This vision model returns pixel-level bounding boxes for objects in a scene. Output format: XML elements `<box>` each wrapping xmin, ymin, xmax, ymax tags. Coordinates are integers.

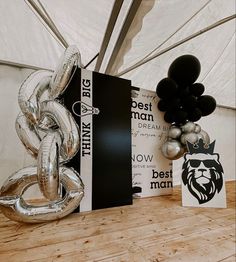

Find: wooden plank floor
<box><xmin>0</xmin><ymin>181</ymin><xmax>235</xmax><ymax>262</ymax></box>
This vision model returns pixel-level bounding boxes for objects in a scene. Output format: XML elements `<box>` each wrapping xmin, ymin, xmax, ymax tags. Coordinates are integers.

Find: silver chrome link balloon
<box><xmin>37</xmin><ymin>131</ymin><xmax>61</xmax><ymax>201</ymax></box>
<box><xmin>50</xmin><ymin>45</ymin><xmax>79</xmax><ymax>99</ymax></box>
<box><xmin>40</xmin><ymin>100</ymin><xmax>80</xmax><ymax>162</ymax></box>
<box><xmin>0</xmin><ymin>166</ymin><xmax>84</xmax><ymax>223</ymax></box>
<box><xmin>15</xmin><ymin>113</ymin><xmax>41</xmax><ymax>158</ymax></box>
<box><xmin>0</xmin><ymin>46</ymin><xmax>84</xmax><ymax>223</ymax></box>
<box><xmin>18</xmin><ymin>70</ymin><xmax>53</xmax><ymax>124</ymax></box>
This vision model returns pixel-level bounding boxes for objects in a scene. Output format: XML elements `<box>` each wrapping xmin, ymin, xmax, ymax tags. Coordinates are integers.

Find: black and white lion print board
<box><xmin>181</xmin><ymin>139</ymin><xmax>226</xmax><ymax>208</ymax></box>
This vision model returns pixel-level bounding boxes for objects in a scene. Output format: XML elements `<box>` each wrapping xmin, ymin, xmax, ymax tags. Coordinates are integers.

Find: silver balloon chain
<box><xmin>0</xmin><ymin>46</ymin><xmax>84</xmax><ymax>223</ymax></box>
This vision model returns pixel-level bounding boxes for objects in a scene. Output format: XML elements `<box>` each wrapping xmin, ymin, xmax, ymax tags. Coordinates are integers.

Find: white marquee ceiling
<box><xmin>0</xmin><ymin>0</ymin><xmax>235</xmax><ymax>108</ymax></box>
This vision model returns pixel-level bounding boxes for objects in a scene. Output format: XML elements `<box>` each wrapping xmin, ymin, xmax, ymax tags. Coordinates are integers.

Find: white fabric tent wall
<box><xmin>0</xmin><ymin>66</ymin><xmax>35</xmax><ymax>175</ymax></box>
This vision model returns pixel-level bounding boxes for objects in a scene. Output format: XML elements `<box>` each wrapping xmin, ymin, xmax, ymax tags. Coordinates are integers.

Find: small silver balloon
<box><xmin>161</xmin><ymin>140</ymin><xmax>185</xmax><ymax>160</ymax></box>
<box><xmin>50</xmin><ymin>45</ymin><xmax>81</xmax><ymax>99</ymax></box>
<box><xmin>15</xmin><ymin>113</ymin><xmax>41</xmax><ymax>158</ymax></box>
<box><xmin>37</xmin><ymin>132</ymin><xmax>62</xmax><ymax>201</ymax></box>
<box><xmin>168</xmin><ymin>126</ymin><xmax>182</xmax><ymax>139</ymax></box>
<box><xmin>0</xmin><ymin>166</ymin><xmax>84</xmax><ymax>223</ymax></box>
<box><xmin>199</xmin><ymin>129</ymin><xmax>210</xmax><ymax>144</ymax></box>
<box><xmin>197</xmin><ymin>132</ymin><xmax>204</xmax><ymax>141</ymax></box>
<box><xmin>194</xmin><ymin>123</ymin><xmax>201</xmax><ymax>133</ymax></box>
<box><xmin>180</xmin><ymin>132</ymin><xmax>199</xmax><ymax>145</ymax></box>
<box><xmin>40</xmin><ymin>100</ymin><xmax>80</xmax><ymax>162</ymax></box>
<box><xmin>181</xmin><ymin>122</ymin><xmax>196</xmax><ymax>133</ymax></box>
<box><xmin>18</xmin><ymin>70</ymin><xmax>53</xmax><ymax>124</ymax></box>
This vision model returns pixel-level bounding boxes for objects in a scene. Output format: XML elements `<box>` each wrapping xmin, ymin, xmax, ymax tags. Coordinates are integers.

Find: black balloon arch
<box><xmin>156</xmin><ymin>55</ymin><xmax>216</xmax><ymax>160</ymax></box>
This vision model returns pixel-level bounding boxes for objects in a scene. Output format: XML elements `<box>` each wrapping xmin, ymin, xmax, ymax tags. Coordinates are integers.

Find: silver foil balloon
<box><xmin>197</xmin><ymin>132</ymin><xmax>204</xmax><ymax>141</ymax></box>
<box><xmin>40</xmin><ymin>100</ymin><xmax>80</xmax><ymax>161</ymax></box>
<box><xmin>18</xmin><ymin>70</ymin><xmax>53</xmax><ymax>124</ymax></box>
<box><xmin>50</xmin><ymin>45</ymin><xmax>81</xmax><ymax>98</ymax></box>
<box><xmin>0</xmin><ymin>166</ymin><xmax>84</xmax><ymax>223</ymax></box>
<box><xmin>161</xmin><ymin>139</ymin><xmax>185</xmax><ymax>160</ymax></box>
<box><xmin>181</xmin><ymin>121</ymin><xmax>196</xmax><ymax>133</ymax></box>
<box><xmin>199</xmin><ymin>129</ymin><xmax>210</xmax><ymax>144</ymax></box>
<box><xmin>180</xmin><ymin>132</ymin><xmax>199</xmax><ymax>145</ymax></box>
<box><xmin>15</xmin><ymin>113</ymin><xmax>41</xmax><ymax>158</ymax></box>
<box><xmin>37</xmin><ymin>132</ymin><xmax>62</xmax><ymax>201</ymax></box>
<box><xmin>194</xmin><ymin>123</ymin><xmax>201</xmax><ymax>133</ymax></box>
<box><xmin>1</xmin><ymin>46</ymin><xmax>84</xmax><ymax>224</ymax></box>
<box><xmin>168</xmin><ymin>126</ymin><xmax>182</xmax><ymax>139</ymax></box>
<box><xmin>38</xmin><ymin>114</ymin><xmax>58</xmax><ymax>131</ymax></box>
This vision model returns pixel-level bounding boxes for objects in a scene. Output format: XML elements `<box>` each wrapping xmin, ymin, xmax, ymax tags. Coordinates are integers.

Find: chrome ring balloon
<box><xmin>15</xmin><ymin>113</ymin><xmax>41</xmax><ymax>158</ymax></box>
<box><xmin>50</xmin><ymin>45</ymin><xmax>81</xmax><ymax>98</ymax></box>
<box><xmin>18</xmin><ymin>70</ymin><xmax>53</xmax><ymax>124</ymax></box>
<box><xmin>37</xmin><ymin>132</ymin><xmax>62</xmax><ymax>201</ymax></box>
<box><xmin>0</xmin><ymin>166</ymin><xmax>84</xmax><ymax>223</ymax></box>
<box><xmin>40</xmin><ymin>100</ymin><xmax>80</xmax><ymax>162</ymax></box>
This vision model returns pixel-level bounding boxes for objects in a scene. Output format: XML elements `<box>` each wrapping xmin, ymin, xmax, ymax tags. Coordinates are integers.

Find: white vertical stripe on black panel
<box><xmin>80</xmin><ymin>69</ymin><xmax>93</xmax><ymax>212</ymax></box>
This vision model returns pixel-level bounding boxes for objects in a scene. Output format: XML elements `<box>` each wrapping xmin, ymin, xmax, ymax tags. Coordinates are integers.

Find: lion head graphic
<box><xmin>182</xmin><ymin>139</ymin><xmax>224</xmax><ymax>204</ymax></box>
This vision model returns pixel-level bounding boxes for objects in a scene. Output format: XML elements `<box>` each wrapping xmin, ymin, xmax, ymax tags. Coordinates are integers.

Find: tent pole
<box><xmin>105</xmin><ymin>0</ymin><xmax>142</xmax><ymax>74</ymax></box>
<box><xmin>116</xmin><ymin>14</ymin><xmax>236</xmax><ymax>77</ymax></box>
<box><xmin>200</xmin><ymin>33</ymin><xmax>235</xmax><ymax>82</ymax></box>
<box><xmin>84</xmin><ymin>53</ymin><xmax>99</xmax><ymax>69</ymax></box>
<box><xmin>35</xmin><ymin>0</ymin><xmax>69</xmax><ymax>48</ymax></box>
<box><xmin>25</xmin><ymin>0</ymin><xmax>68</xmax><ymax>48</ymax></box>
<box><xmin>0</xmin><ymin>60</ymin><xmax>52</xmax><ymax>71</ymax></box>
<box><xmin>217</xmin><ymin>104</ymin><xmax>235</xmax><ymax>110</ymax></box>
<box><xmin>95</xmin><ymin>0</ymin><xmax>124</xmax><ymax>72</ymax></box>
<box><xmin>128</xmin><ymin>0</ymin><xmax>212</xmax><ymax>71</ymax></box>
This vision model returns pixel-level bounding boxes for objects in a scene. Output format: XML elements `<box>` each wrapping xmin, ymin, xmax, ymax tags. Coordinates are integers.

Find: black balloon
<box><xmin>173</xmin><ymin>110</ymin><xmax>188</xmax><ymax>124</ymax></box>
<box><xmin>159</xmin><ymin>97</ymin><xmax>182</xmax><ymax>112</ymax></box>
<box><xmin>177</xmin><ymin>86</ymin><xmax>190</xmax><ymax>98</ymax></box>
<box><xmin>164</xmin><ymin>111</ymin><xmax>174</xmax><ymax>123</ymax></box>
<box><xmin>158</xmin><ymin>99</ymin><xmax>168</xmax><ymax>112</ymax></box>
<box><xmin>182</xmin><ymin>95</ymin><xmax>197</xmax><ymax>109</ymax></box>
<box><xmin>188</xmin><ymin>107</ymin><xmax>202</xmax><ymax>122</ymax></box>
<box><xmin>190</xmin><ymin>83</ymin><xmax>205</xmax><ymax>97</ymax></box>
<box><xmin>198</xmin><ymin>95</ymin><xmax>216</xmax><ymax>116</ymax></box>
<box><xmin>168</xmin><ymin>55</ymin><xmax>201</xmax><ymax>85</ymax></box>
<box><xmin>168</xmin><ymin>97</ymin><xmax>181</xmax><ymax>110</ymax></box>
<box><xmin>156</xmin><ymin>78</ymin><xmax>178</xmax><ymax>99</ymax></box>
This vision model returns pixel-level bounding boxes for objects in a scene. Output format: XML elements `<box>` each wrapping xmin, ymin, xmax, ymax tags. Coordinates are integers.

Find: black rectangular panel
<box><xmin>63</xmin><ymin>67</ymin><xmax>132</xmax><ymax>211</ymax></box>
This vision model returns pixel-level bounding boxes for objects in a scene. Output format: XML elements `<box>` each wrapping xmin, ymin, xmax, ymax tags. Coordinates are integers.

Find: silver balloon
<box><xmin>194</xmin><ymin>123</ymin><xmax>201</xmax><ymax>133</ymax></box>
<box><xmin>37</xmin><ymin>132</ymin><xmax>62</xmax><ymax>201</ymax></box>
<box><xmin>40</xmin><ymin>100</ymin><xmax>80</xmax><ymax>162</ymax></box>
<box><xmin>50</xmin><ymin>45</ymin><xmax>80</xmax><ymax>98</ymax></box>
<box><xmin>18</xmin><ymin>70</ymin><xmax>53</xmax><ymax>124</ymax></box>
<box><xmin>199</xmin><ymin>129</ymin><xmax>210</xmax><ymax>144</ymax></box>
<box><xmin>180</xmin><ymin>132</ymin><xmax>199</xmax><ymax>145</ymax></box>
<box><xmin>161</xmin><ymin>140</ymin><xmax>185</xmax><ymax>160</ymax></box>
<box><xmin>15</xmin><ymin>113</ymin><xmax>41</xmax><ymax>158</ymax></box>
<box><xmin>181</xmin><ymin>122</ymin><xmax>196</xmax><ymax>133</ymax></box>
<box><xmin>0</xmin><ymin>166</ymin><xmax>84</xmax><ymax>223</ymax></box>
<box><xmin>197</xmin><ymin>132</ymin><xmax>204</xmax><ymax>141</ymax></box>
<box><xmin>168</xmin><ymin>126</ymin><xmax>182</xmax><ymax>139</ymax></box>
<box><xmin>38</xmin><ymin>114</ymin><xmax>58</xmax><ymax>131</ymax></box>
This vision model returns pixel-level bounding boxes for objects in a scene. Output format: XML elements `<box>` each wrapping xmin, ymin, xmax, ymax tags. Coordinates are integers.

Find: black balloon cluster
<box><xmin>156</xmin><ymin>55</ymin><xmax>217</xmax><ymax>160</ymax></box>
<box><xmin>156</xmin><ymin>55</ymin><xmax>216</xmax><ymax>125</ymax></box>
